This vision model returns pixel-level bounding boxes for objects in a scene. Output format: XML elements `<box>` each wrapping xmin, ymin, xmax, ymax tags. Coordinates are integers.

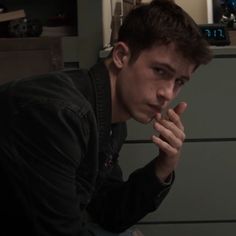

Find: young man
<box><xmin>0</xmin><ymin>0</ymin><xmax>212</xmax><ymax>235</ymax></box>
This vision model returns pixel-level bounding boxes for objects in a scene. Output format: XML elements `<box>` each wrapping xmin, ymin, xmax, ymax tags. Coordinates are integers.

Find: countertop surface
<box><xmin>211</xmin><ymin>45</ymin><xmax>236</xmax><ymax>56</ymax></box>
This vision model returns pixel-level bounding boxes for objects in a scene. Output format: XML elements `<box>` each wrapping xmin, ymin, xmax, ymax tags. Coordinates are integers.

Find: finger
<box><xmin>158</xmin><ymin>119</ymin><xmax>186</xmax><ymax>141</ymax></box>
<box><xmin>166</xmin><ymin>102</ymin><xmax>188</xmax><ymax>130</ymax></box>
<box><xmin>173</xmin><ymin>102</ymin><xmax>187</xmax><ymax>116</ymax></box>
<box><xmin>161</xmin><ymin>102</ymin><xmax>187</xmax><ymax>123</ymax></box>
<box><xmin>167</xmin><ymin>109</ymin><xmax>185</xmax><ymax>131</ymax></box>
<box><xmin>154</xmin><ymin>112</ymin><xmax>162</xmax><ymax>121</ymax></box>
<box><xmin>154</xmin><ymin>121</ymin><xmax>184</xmax><ymax>148</ymax></box>
<box><xmin>152</xmin><ymin>135</ymin><xmax>179</xmax><ymax>157</ymax></box>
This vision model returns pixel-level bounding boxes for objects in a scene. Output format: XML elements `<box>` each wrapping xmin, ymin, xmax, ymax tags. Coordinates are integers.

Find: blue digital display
<box><xmin>202</xmin><ymin>28</ymin><xmax>226</xmax><ymax>40</ymax></box>
<box><xmin>199</xmin><ymin>24</ymin><xmax>230</xmax><ymax>46</ymax></box>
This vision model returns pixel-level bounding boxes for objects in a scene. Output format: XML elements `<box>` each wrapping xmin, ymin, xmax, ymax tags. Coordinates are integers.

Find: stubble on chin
<box><xmin>134</xmin><ymin>114</ymin><xmax>154</xmax><ymax>124</ymax></box>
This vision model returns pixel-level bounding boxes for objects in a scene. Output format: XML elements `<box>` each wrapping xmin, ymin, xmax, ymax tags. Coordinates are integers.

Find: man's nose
<box><xmin>157</xmin><ymin>82</ymin><xmax>175</xmax><ymax>105</ymax></box>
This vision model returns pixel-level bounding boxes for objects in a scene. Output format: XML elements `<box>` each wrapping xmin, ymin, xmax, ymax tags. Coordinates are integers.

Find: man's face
<box><xmin>115</xmin><ymin>43</ymin><xmax>196</xmax><ymax>124</ymax></box>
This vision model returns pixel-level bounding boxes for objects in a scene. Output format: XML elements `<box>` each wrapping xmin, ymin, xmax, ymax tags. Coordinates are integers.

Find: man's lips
<box><xmin>148</xmin><ymin>104</ymin><xmax>162</xmax><ymax>114</ymax></box>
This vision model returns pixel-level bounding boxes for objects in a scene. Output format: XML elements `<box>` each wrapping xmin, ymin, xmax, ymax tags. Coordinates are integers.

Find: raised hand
<box><xmin>152</xmin><ymin>102</ymin><xmax>187</xmax><ymax>182</ymax></box>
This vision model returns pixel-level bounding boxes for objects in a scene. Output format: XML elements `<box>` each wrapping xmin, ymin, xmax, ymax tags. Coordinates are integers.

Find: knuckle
<box><xmin>176</xmin><ymin>139</ymin><xmax>182</xmax><ymax>149</ymax></box>
<box><xmin>165</xmin><ymin>130</ymin><xmax>173</xmax><ymax>139</ymax></box>
<box><xmin>171</xmin><ymin>149</ymin><xmax>178</xmax><ymax>157</ymax></box>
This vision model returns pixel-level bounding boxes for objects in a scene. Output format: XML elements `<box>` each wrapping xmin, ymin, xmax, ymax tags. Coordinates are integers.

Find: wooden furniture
<box><xmin>0</xmin><ymin>37</ymin><xmax>63</xmax><ymax>85</ymax></box>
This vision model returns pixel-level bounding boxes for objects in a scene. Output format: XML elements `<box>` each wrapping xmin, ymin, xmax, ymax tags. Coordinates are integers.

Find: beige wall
<box><xmin>102</xmin><ymin>0</ymin><xmax>208</xmax><ymax>47</ymax></box>
<box><xmin>141</xmin><ymin>0</ymin><xmax>208</xmax><ymax>24</ymax></box>
<box><xmin>175</xmin><ymin>0</ymin><xmax>208</xmax><ymax>24</ymax></box>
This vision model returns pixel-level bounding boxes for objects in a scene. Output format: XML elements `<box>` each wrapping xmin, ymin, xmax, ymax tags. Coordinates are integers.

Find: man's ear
<box><xmin>112</xmin><ymin>42</ymin><xmax>130</xmax><ymax>69</ymax></box>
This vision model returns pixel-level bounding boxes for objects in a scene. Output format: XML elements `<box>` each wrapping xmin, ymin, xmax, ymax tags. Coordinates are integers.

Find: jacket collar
<box><xmin>89</xmin><ymin>61</ymin><xmax>112</xmax><ymax>150</ymax></box>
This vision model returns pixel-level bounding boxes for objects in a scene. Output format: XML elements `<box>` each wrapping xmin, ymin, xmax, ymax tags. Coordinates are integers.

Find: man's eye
<box><xmin>175</xmin><ymin>79</ymin><xmax>186</xmax><ymax>87</ymax></box>
<box><xmin>154</xmin><ymin>68</ymin><xmax>166</xmax><ymax>76</ymax></box>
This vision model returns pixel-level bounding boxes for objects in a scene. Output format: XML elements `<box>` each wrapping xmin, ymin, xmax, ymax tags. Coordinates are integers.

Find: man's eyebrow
<box><xmin>153</xmin><ymin>62</ymin><xmax>176</xmax><ymax>73</ymax></box>
<box><xmin>154</xmin><ymin>62</ymin><xmax>191</xmax><ymax>81</ymax></box>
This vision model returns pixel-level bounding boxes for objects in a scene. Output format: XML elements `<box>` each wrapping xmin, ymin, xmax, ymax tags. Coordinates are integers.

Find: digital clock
<box><xmin>199</xmin><ymin>24</ymin><xmax>230</xmax><ymax>46</ymax></box>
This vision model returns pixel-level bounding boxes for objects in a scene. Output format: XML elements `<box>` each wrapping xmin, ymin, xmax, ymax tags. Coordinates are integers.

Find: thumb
<box><xmin>173</xmin><ymin>102</ymin><xmax>187</xmax><ymax>116</ymax></box>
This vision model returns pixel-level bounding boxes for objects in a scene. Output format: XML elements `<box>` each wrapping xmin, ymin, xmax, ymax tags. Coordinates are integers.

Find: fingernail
<box><xmin>168</xmin><ymin>109</ymin><xmax>174</xmax><ymax>115</ymax></box>
<box><xmin>156</xmin><ymin>113</ymin><xmax>161</xmax><ymax>120</ymax></box>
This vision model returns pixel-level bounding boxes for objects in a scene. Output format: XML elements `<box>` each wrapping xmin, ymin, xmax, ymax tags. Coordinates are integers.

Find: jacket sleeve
<box><xmin>88</xmin><ymin>150</ymin><xmax>174</xmax><ymax>233</ymax></box>
<box><xmin>7</xmin><ymin>97</ymin><xmax>98</xmax><ymax>235</ymax></box>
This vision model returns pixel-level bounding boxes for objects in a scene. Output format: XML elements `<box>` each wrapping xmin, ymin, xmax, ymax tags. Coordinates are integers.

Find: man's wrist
<box><xmin>159</xmin><ymin>172</ymin><xmax>173</xmax><ymax>185</ymax></box>
<box><xmin>155</xmin><ymin>157</ymin><xmax>176</xmax><ymax>183</ymax></box>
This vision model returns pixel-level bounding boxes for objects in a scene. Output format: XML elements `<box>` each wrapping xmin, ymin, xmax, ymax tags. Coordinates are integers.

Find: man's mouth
<box><xmin>148</xmin><ymin>104</ymin><xmax>162</xmax><ymax>114</ymax></box>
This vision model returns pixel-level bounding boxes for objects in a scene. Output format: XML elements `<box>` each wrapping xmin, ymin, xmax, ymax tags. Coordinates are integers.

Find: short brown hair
<box><xmin>118</xmin><ymin>0</ymin><xmax>212</xmax><ymax>66</ymax></box>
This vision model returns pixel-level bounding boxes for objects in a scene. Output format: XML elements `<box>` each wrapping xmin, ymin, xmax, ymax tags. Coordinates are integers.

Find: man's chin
<box><xmin>134</xmin><ymin>115</ymin><xmax>153</xmax><ymax>124</ymax></box>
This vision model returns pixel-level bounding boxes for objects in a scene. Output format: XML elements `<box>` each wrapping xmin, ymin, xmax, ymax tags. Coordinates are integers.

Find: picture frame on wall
<box><xmin>207</xmin><ymin>0</ymin><xmax>214</xmax><ymax>23</ymax></box>
<box><xmin>207</xmin><ymin>0</ymin><xmax>225</xmax><ymax>23</ymax></box>
<box><xmin>207</xmin><ymin>0</ymin><xmax>236</xmax><ymax>29</ymax></box>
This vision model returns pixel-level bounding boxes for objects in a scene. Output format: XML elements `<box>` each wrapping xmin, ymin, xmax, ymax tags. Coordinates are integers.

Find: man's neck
<box><xmin>105</xmin><ymin>59</ymin><xmax>131</xmax><ymax>123</ymax></box>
